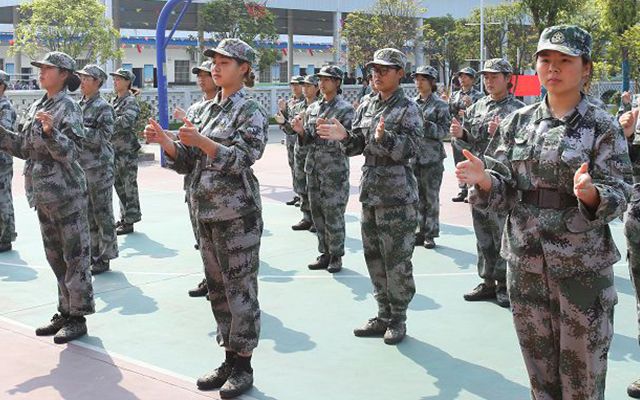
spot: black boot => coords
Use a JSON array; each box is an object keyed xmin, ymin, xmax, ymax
[
  {"xmin": 463, "ymin": 283, "xmax": 497, "ymax": 301},
  {"xmin": 384, "ymin": 320, "xmax": 407, "ymax": 345},
  {"xmin": 188, "ymin": 278, "xmax": 208, "ymax": 297},
  {"xmin": 285, "ymin": 196, "xmax": 300, "ymax": 206},
  {"xmin": 116, "ymin": 223, "xmax": 134, "ymax": 235},
  {"xmin": 327, "ymin": 255, "xmax": 342, "ymax": 273},
  {"xmin": 423, "ymin": 237, "xmax": 436, "ymax": 249},
  {"xmin": 197, "ymin": 351, "xmax": 236, "ymax": 390},
  {"xmin": 452, "ymin": 189, "xmax": 468, "ymax": 202},
  {"xmin": 308, "ymin": 254, "xmax": 330, "ymax": 270},
  {"xmin": 628, "ymin": 378, "xmax": 640, "ymax": 398},
  {"xmin": 35, "ymin": 313, "xmax": 67, "ymax": 336},
  {"xmin": 220, "ymin": 356, "xmax": 254, "ymax": 398},
  {"xmin": 414, "ymin": 232, "xmax": 425, "ymax": 246},
  {"xmin": 353, "ymin": 317, "xmax": 388, "ymax": 337},
  {"xmin": 91, "ymin": 259, "xmax": 110, "ymax": 275},
  {"xmin": 54, "ymin": 316, "xmax": 87, "ymax": 344},
  {"xmin": 291, "ymin": 219, "xmax": 312, "ymax": 231}
]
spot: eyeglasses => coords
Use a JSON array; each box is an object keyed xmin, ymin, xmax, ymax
[{"xmin": 369, "ymin": 66, "xmax": 399, "ymax": 76}]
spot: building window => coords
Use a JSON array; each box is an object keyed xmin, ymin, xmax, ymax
[
  {"xmin": 144, "ymin": 64, "xmax": 154, "ymax": 86},
  {"xmin": 122, "ymin": 63, "xmax": 133, "ymax": 71},
  {"xmin": 259, "ymin": 67, "xmax": 271, "ymax": 83},
  {"xmin": 174, "ymin": 60, "xmax": 190, "ymax": 84},
  {"xmin": 279, "ymin": 62, "xmax": 288, "ymax": 82}
]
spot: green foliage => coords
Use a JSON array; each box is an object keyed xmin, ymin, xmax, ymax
[
  {"xmin": 520, "ymin": 0, "xmax": 580, "ymax": 33},
  {"xmin": 10, "ymin": 0, "xmax": 122, "ymax": 63}
]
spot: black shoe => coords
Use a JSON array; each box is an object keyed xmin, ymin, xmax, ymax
[
  {"xmin": 197, "ymin": 359, "xmax": 235, "ymax": 390},
  {"xmin": 188, "ymin": 278, "xmax": 208, "ymax": 297},
  {"xmin": 384, "ymin": 320, "xmax": 407, "ymax": 345},
  {"xmin": 452, "ymin": 190, "xmax": 468, "ymax": 202},
  {"xmin": 291, "ymin": 219, "xmax": 312, "ymax": 231},
  {"xmin": 285, "ymin": 196, "xmax": 300, "ymax": 206},
  {"xmin": 35, "ymin": 313, "xmax": 67, "ymax": 336},
  {"xmin": 54, "ymin": 316, "xmax": 87, "ymax": 344},
  {"xmin": 116, "ymin": 223, "xmax": 134, "ymax": 235},
  {"xmin": 353, "ymin": 317, "xmax": 388, "ymax": 337},
  {"xmin": 308, "ymin": 224, "xmax": 317, "ymax": 233},
  {"xmin": 194, "ymin": 243, "xmax": 199, "ymax": 250},
  {"xmin": 628, "ymin": 378, "xmax": 640, "ymax": 398},
  {"xmin": 414, "ymin": 232, "xmax": 425, "ymax": 246},
  {"xmin": 463, "ymin": 283, "xmax": 497, "ymax": 301},
  {"xmin": 115, "ymin": 220, "xmax": 123, "ymax": 228},
  {"xmin": 327, "ymin": 256, "xmax": 342, "ymax": 273},
  {"xmin": 424, "ymin": 238, "xmax": 436, "ymax": 249},
  {"xmin": 308, "ymin": 254, "xmax": 330, "ymax": 270},
  {"xmin": 219, "ymin": 366, "xmax": 254, "ymax": 398},
  {"xmin": 495, "ymin": 285, "xmax": 510, "ymax": 308},
  {"xmin": 91, "ymin": 259, "xmax": 110, "ymax": 275}
]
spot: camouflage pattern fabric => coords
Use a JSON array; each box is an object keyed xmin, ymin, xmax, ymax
[
  {"xmin": 587, "ymin": 94, "xmax": 608, "ymax": 111},
  {"xmin": 480, "ymin": 58, "xmax": 513, "ymax": 74},
  {"xmin": 414, "ymin": 93, "xmax": 451, "ymax": 238},
  {"xmin": 0, "ymin": 90, "xmax": 93, "ymax": 317},
  {"xmin": 469, "ymin": 94, "xmax": 631, "ymax": 399},
  {"xmin": 366, "ymin": 48, "xmax": 407, "ymax": 70},
  {"xmin": 79, "ymin": 92, "xmax": 118, "ymax": 262},
  {"xmin": 110, "ymin": 68, "xmax": 135, "ymax": 82},
  {"xmin": 0, "ymin": 95, "xmax": 16, "ymax": 245},
  {"xmin": 626, "ymin": 184, "xmax": 640, "ymax": 344},
  {"xmin": 204, "ymin": 38, "xmax": 256, "ymax": 64},
  {"xmin": 535, "ymin": 24, "xmax": 592, "ymax": 57},
  {"xmin": 315, "ymin": 65, "xmax": 344, "ymax": 80},
  {"xmin": 289, "ymin": 98, "xmax": 317, "ymax": 221},
  {"xmin": 111, "ymin": 92, "xmax": 142, "ymax": 224},
  {"xmin": 302, "ymin": 95, "xmax": 355, "ymax": 256},
  {"xmin": 448, "ymin": 87, "xmax": 483, "ymax": 185},
  {"xmin": 281, "ymin": 94, "xmax": 305, "ymax": 195},
  {"xmin": 411, "ymin": 66, "xmax": 438, "ymax": 80}
]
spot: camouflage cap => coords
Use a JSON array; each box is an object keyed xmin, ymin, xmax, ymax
[
  {"xmin": 535, "ymin": 25, "xmax": 592, "ymax": 58},
  {"xmin": 203, "ymin": 38, "xmax": 256, "ymax": 64},
  {"xmin": 110, "ymin": 68, "xmax": 135, "ymax": 81},
  {"xmin": 289, "ymin": 75, "xmax": 304, "ymax": 84},
  {"xmin": 457, "ymin": 67, "xmax": 477, "ymax": 78},
  {"xmin": 315, "ymin": 65, "xmax": 344, "ymax": 80},
  {"xmin": 480, "ymin": 58, "xmax": 513, "ymax": 74},
  {"xmin": 0, "ymin": 70, "xmax": 9, "ymax": 86},
  {"xmin": 31, "ymin": 51, "xmax": 76, "ymax": 71},
  {"xmin": 366, "ymin": 48, "xmax": 407, "ymax": 70},
  {"xmin": 412, "ymin": 65, "xmax": 438, "ymax": 80},
  {"xmin": 76, "ymin": 64, "xmax": 108, "ymax": 83},
  {"xmin": 302, "ymin": 75, "xmax": 319, "ymax": 85},
  {"xmin": 191, "ymin": 60, "xmax": 213, "ymax": 75}
]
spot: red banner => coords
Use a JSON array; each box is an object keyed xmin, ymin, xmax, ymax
[{"xmin": 510, "ymin": 75, "xmax": 541, "ymax": 97}]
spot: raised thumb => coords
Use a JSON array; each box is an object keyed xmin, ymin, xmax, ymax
[
  {"xmin": 462, "ymin": 149, "xmax": 478, "ymax": 163},
  {"xmin": 182, "ymin": 117, "xmax": 195, "ymax": 127}
]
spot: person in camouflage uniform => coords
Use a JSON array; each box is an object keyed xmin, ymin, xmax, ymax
[
  {"xmin": 412, "ymin": 65, "xmax": 451, "ymax": 249},
  {"xmin": 451, "ymin": 58, "xmax": 525, "ymax": 308},
  {"xmin": 449, "ymin": 67, "xmax": 483, "ymax": 203},
  {"xmin": 276, "ymin": 76, "xmax": 305, "ymax": 207},
  {"xmin": 316, "ymin": 48, "xmax": 423, "ymax": 345},
  {"xmin": 283, "ymin": 75, "xmax": 320, "ymax": 232},
  {"xmin": 291, "ymin": 66, "xmax": 355, "ymax": 273},
  {"xmin": 0, "ymin": 70, "xmax": 17, "ymax": 252},
  {"xmin": 456, "ymin": 26, "xmax": 631, "ymax": 399},
  {"xmin": 76, "ymin": 65, "xmax": 118, "ymax": 275},
  {"xmin": 0, "ymin": 52, "xmax": 94, "ymax": 344},
  {"xmin": 144, "ymin": 39, "xmax": 266, "ymax": 399},
  {"xmin": 110, "ymin": 68, "xmax": 141, "ymax": 235}
]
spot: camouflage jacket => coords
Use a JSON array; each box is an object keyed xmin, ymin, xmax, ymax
[
  {"xmin": 586, "ymin": 94, "xmax": 607, "ymax": 111},
  {"xmin": 79, "ymin": 92, "xmax": 115, "ymax": 172},
  {"xmin": 0, "ymin": 90, "xmax": 86, "ymax": 211},
  {"xmin": 414, "ymin": 93, "xmax": 451, "ymax": 164},
  {"xmin": 302, "ymin": 95, "xmax": 355, "ymax": 175},
  {"xmin": 165, "ymin": 88, "xmax": 268, "ymax": 222},
  {"xmin": 281, "ymin": 95, "xmax": 304, "ymax": 146},
  {"xmin": 454, "ymin": 94, "xmax": 525, "ymax": 158},
  {"xmin": 0, "ymin": 95, "xmax": 16, "ymax": 168},
  {"xmin": 182, "ymin": 96, "xmax": 215, "ymax": 191},
  {"xmin": 470, "ymin": 95, "xmax": 631, "ymax": 278},
  {"xmin": 111, "ymin": 92, "xmax": 141, "ymax": 154},
  {"xmin": 448, "ymin": 87, "xmax": 483, "ymax": 119},
  {"xmin": 343, "ymin": 87, "xmax": 423, "ymax": 206}
]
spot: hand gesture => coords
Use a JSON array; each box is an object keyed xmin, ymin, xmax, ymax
[
  {"xmin": 374, "ymin": 117, "xmax": 385, "ymax": 142},
  {"xmin": 455, "ymin": 149, "xmax": 491, "ymax": 190},
  {"xmin": 622, "ymin": 91, "xmax": 632, "ymax": 105},
  {"xmin": 172, "ymin": 106, "xmax": 186, "ymax": 120},
  {"xmin": 450, "ymin": 118, "xmax": 463, "ymax": 139},
  {"xmin": 178, "ymin": 117, "xmax": 203, "ymax": 147},
  {"xmin": 274, "ymin": 112, "xmax": 285, "ymax": 125},
  {"xmin": 463, "ymin": 95, "xmax": 472, "ymax": 107},
  {"xmin": 144, "ymin": 118, "xmax": 171, "ymax": 144},
  {"xmin": 291, "ymin": 114, "xmax": 304, "ymax": 134},
  {"xmin": 457, "ymin": 109, "xmax": 465, "ymax": 119},
  {"xmin": 317, "ymin": 117, "xmax": 347, "ymax": 141},
  {"xmin": 574, "ymin": 162, "xmax": 598, "ymax": 207},
  {"xmin": 278, "ymin": 98, "xmax": 287, "ymax": 112},
  {"xmin": 619, "ymin": 109, "xmax": 639, "ymax": 138},
  {"xmin": 487, "ymin": 115, "xmax": 501, "ymax": 137},
  {"xmin": 35, "ymin": 111, "xmax": 54, "ymax": 135}
]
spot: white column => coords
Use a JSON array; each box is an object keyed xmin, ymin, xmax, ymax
[
  {"xmin": 333, "ymin": 11, "xmax": 341, "ymax": 66},
  {"xmin": 12, "ymin": 7, "xmax": 22, "ymax": 81},
  {"xmin": 414, "ymin": 17, "xmax": 424, "ymax": 68}
]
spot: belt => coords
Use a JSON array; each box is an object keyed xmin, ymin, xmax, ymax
[
  {"xmin": 364, "ymin": 155, "xmax": 402, "ymax": 167},
  {"xmin": 519, "ymin": 189, "xmax": 578, "ymax": 209}
]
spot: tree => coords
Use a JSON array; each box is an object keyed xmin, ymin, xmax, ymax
[
  {"xmin": 9, "ymin": 0, "xmax": 122, "ymax": 63},
  {"xmin": 342, "ymin": 0, "xmax": 425, "ymax": 72},
  {"xmin": 520, "ymin": 0, "xmax": 580, "ymax": 34},
  {"xmin": 199, "ymin": 0, "xmax": 279, "ymax": 72}
]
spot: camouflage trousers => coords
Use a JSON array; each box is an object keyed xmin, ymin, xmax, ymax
[
  {"xmin": 287, "ymin": 141, "xmax": 295, "ymax": 193},
  {"xmin": 199, "ymin": 212, "xmax": 262, "ymax": 354},
  {"xmin": 307, "ymin": 167, "xmax": 349, "ymax": 257},
  {"xmin": 37, "ymin": 196, "xmax": 95, "ymax": 316},
  {"xmin": 625, "ymin": 184, "xmax": 640, "ymax": 341},
  {"xmin": 472, "ymin": 206, "xmax": 507, "ymax": 284},
  {"xmin": 114, "ymin": 152, "xmax": 141, "ymax": 224},
  {"xmin": 508, "ymin": 263, "xmax": 616, "ymax": 400},
  {"xmin": 415, "ymin": 162, "xmax": 444, "ymax": 238},
  {"xmin": 0, "ymin": 167, "xmax": 16, "ymax": 245},
  {"xmin": 362, "ymin": 203, "xmax": 417, "ymax": 322},
  {"xmin": 86, "ymin": 168, "xmax": 118, "ymax": 262},
  {"xmin": 293, "ymin": 143, "xmax": 311, "ymax": 221},
  {"xmin": 451, "ymin": 142, "xmax": 466, "ymax": 190}
]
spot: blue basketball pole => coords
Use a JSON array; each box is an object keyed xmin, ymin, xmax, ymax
[{"xmin": 156, "ymin": 0, "xmax": 192, "ymax": 165}]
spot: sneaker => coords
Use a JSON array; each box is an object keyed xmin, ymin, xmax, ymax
[
  {"xmin": 327, "ymin": 256, "xmax": 342, "ymax": 273},
  {"xmin": 452, "ymin": 190, "xmax": 468, "ymax": 203},
  {"xmin": 495, "ymin": 285, "xmax": 510, "ymax": 308},
  {"xmin": 188, "ymin": 278, "xmax": 208, "ymax": 297},
  {"xmin": 384, "ymin": 321, "xmax": 407, "ymax": 345},
  {"xmin": 219, "ymin": 366, "xmax": 254, "ymax": 399},
  {"xmin": 35, "ymin": 313, "xmax": 67, "ymax": 336},
  {"xmin": 353, "ymin": 317, "xmax": 388, "ymax": 337},
  {"xmin": 197, "ymin": 359, "xmax": 235, "ymax": 391},
  {"xmin": 116, "ymin": 223, "xmax": 134, "ymax": 235},
  {"xmin": 628, "ymin": 378, "xmax": 640, "ymax": 399},
  {"xmin": 291, "ymin": 219, "xmax": 312, "ymax": 231},
  {"xmin": 308, "ymin": 254, "xmax": 330, "ymax": 270},
  {"xmin": 285, "ymin": 196, "xmax": 300, "ymax": 206},
  {"xmin": 423, "ymin": 238, "xmax": 436, "ymax": 249},
  {"xmin": 414, "ymin": 232, "xmax": 425, "ymax": 246},
  {"xmin": 91, "ymin": 259, "xmax": 110, "ymax": 275},
  {"xmin": 463, "ymin": 283, "xmax": 497, "ymax": 301},
  {"xmin": 0, "ymin": 242, "xmax": 11, "ymax": 252},
  {"xmin": 53, "ymin": 316, "xmax": 87, "ymax": 344}
]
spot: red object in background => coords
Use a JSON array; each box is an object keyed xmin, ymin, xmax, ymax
[
  {"xmin": 9, "ymin": 39, "xmax": 14, "ymax": 46},
  {"xmin": 510, "ymin": 75, "xmax": 541, "ymax": 97},
  {"xmin": 136, "ymin": 44, "xmax": 143, "ymax": 54},
  {"xmin": 282, "ymin": 48, "xmax": 287, "ymax": 56}
]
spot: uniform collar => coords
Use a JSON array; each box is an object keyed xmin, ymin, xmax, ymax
[
  {"xmin": 319, "ymin": 94, "xmax": 340, "ymax": 108},
  {"xmin": 535, "ymin": 94, "xmax": 589, "ymax": 126},
  {"xmin": 486, "ymin": 93, "xmax": 513, "ymax": 106},
  {"xmin": 373, "ymin": 87, "xmax": 404, "ymax": 107},
  {"xmin": 38, "ymin": 89, "xmax": 67, "ymax": 109},
  {"xmin": 212, "ymin": 88, "xmax": 247, "ymax": 112},
  {"xmin": 80, "ymin": 92, "xmax": 101, "ymax": 106}
]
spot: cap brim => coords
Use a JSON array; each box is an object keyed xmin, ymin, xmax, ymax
[
  {"xmin": 480, "ymin": 68, "xmax": 503, "ymax": 74},
  {"xmin": 412, "ymin": 72, "xmax": 436, "ymax": 79},
  {"xmin": 192, "ymin": 67, "xmax": 211, "ymax": 74},
  {"xmin": 365, "ymin": 60, "xmax": 402, "ymax": 69},
  {"xmin": 315, "ymin": 72, "xmax": 339, "ymax": 78},
  {"xmin": 109, "ymin": 72, "xmax": 130, "ymax": 80},
  {"xmin": 31, "ymin": 60, "xmax": 57, "ymax": 69},
  {"xmin": 204, "ymin": 47, "xmax": 248, "ymax": 63},
  {"xmin": 535, "ymin": 45, "xmax": 582, "ymax": 57}
]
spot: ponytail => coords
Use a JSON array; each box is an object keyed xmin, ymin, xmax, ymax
[{"xmin": 243, "ymin": 65, "xmax": 255, "ymax": 88}]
